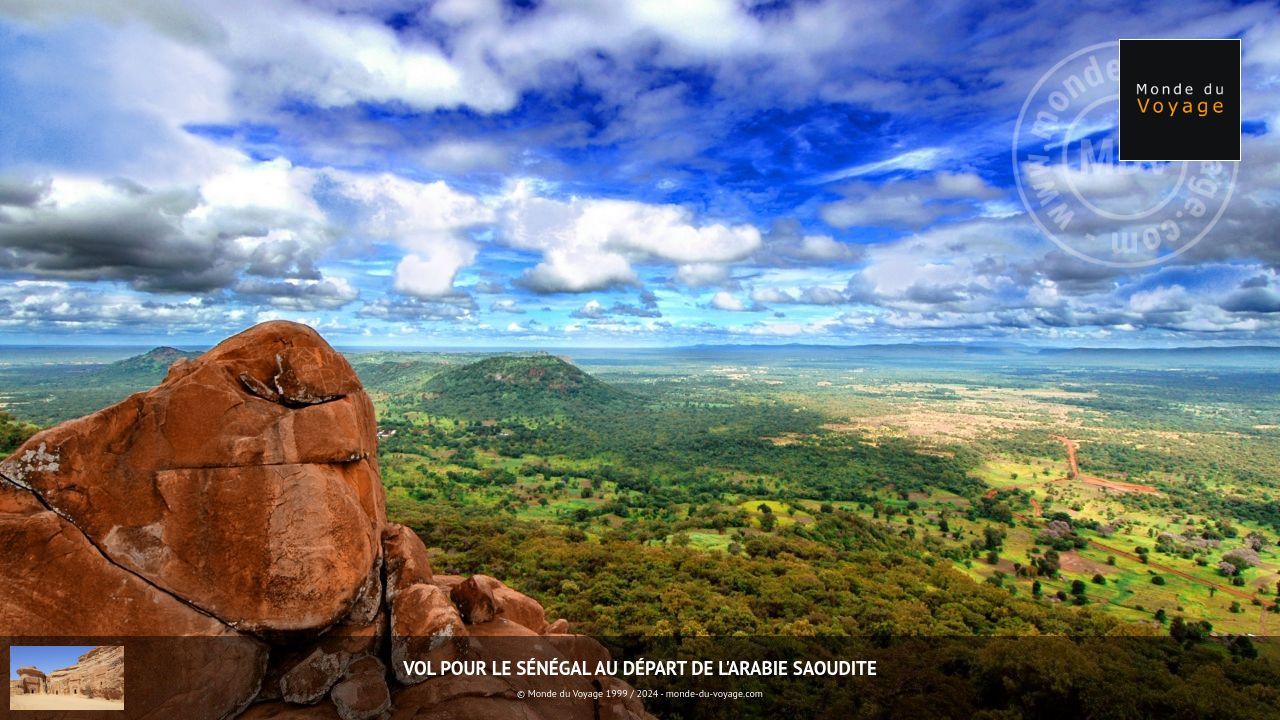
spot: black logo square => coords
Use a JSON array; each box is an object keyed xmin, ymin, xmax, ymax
[{"xmin": 1119, "ymin": 39, "xmax": 1240, "ymax": 161}]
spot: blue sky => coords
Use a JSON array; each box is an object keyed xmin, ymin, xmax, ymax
[
  {"xmin": 0, "ymin": 1, "xmax": 1278, "ymax": 347},
  {"xmin": 10, "ymin": 645, "xmax": 99, "ymax": 679}
]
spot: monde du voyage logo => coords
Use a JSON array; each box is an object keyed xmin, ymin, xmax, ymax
[{"xmin": 1013, "ymin": 39, "xmax": 1241, "ymax": 268}]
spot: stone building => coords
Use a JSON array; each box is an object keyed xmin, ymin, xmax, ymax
[
  {"xmin": 14, "ymin": 666, "xmax": 47, "ymax": 694},
  {"xmin": 47, "ymin": 646, "xmax": 125, "ymax": 700}
]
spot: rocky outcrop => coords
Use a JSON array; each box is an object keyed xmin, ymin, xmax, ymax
[
  {"xmin": 0, "ymin": 322, "xmax": 382, "ymax": 636},
  {"xmin": 0, "ymin": 321, "xmax": 651, "ymax": 720},
  {"xmin": 47, "ymin": 646, "xmax": 125, "ymax": 700},
  {"xmin": 15, "ymin": 667, "xmax": 47, "ymax": 694}
]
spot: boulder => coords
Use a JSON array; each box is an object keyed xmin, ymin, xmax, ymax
[
  {"xmin": 0, "ymin": 321, "xmax": 384, "ymax": 636},
  {"xmin": 279, "ymin": 647, "xmax": 350, "ymax": 705},
  {"xmin": 383, "ymin": 523, "xmax": 433, "ymax": 597},
  {"xmin": 331, "ymin": 655, "xmax": 392, "ymax": 720},
  {"xmin": 451, "ymin": 575, "xmax": 549, "ymax": 633},
  {"xmin": 390, "ymin": 584, "xmax": 467, "ymax": 685}
]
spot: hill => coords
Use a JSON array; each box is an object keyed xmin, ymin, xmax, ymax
[
  {"xmin": 421, "ymin": 354, "xmax": 631, "ymax": 419},
  {"xmin": 89, "ymin": 346, "xmax": 200, "ymax": 385}
]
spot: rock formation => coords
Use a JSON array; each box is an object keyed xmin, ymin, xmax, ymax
[
  {"xmin": 0, "ymin": 321, "xmax": 653, "ymax": 720},
  {"xmin": 47, "ymin": 645, "xmax": 126, "ymax": 700},
  {"xmin": 14, "ymin": 667, "xmax": 47, "ymax": 694}
]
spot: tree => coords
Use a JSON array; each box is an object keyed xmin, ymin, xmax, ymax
[
  {"xmin": 1091, "ymin": 573, "xmax": 1106, "ymax": 585},
  {"xmin": 1151, "ymin": 575, "xmax": 1166, "ymax": 586},
  {"xmin": 1228, "ymin": 635, "xmax": 1258, "ymax": 659},
  {"xmin": 759, "ymin": 513, "xmax": 777, "ymax": 532}
]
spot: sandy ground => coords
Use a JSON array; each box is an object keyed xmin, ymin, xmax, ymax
[{"xmin": 9, "ymin": 693, "xmax": 125, "ymax": 710}]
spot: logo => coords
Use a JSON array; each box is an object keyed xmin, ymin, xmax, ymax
[
  {"xmin": 1119, "ymin": 39, "xmax": 1241, "ymax": 161},
  {"xmin": 1012, "ymin": 42, "xmax": 1237, "ymax": 268}
]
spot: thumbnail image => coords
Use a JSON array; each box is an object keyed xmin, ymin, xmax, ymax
[{"xmin": 9, "ymin": 646, "xmax": 124, "ymax": 711}]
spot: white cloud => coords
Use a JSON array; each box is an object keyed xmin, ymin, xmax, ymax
[
  {"xmin": 332, "ymin": 171, "xmax": 493, "ymax": 298},
  {"xmin": 488, "ymin": 298, "xmax": 523, "ymax": 313},
  {"xmin": 749, "ymin": 287, "xmax": 795, "ymax": 304},
  {"xmin": 0, "ymin": 279, "xmax": 237, "ymax": 332},
  {"xmin": 675, "ymin": 262, "xmax": 732, "ymax": 287},
  {"xmin": 1128, "ymin": 285, "xmax": 1193, "ymax": 314},
  {"xmin": 0, "ymin": 158, "xmax": 337, "ymax": 294},
  {"xmin": 710, "ymin": 291, "xmax": 746, "ymax": 311},
  {"xmin": 392, "ymin": 244, "xmax": 476, "ymax": 299},
  {"xmin": 419, "ymin": 140, "xmax": 510, "ymax": 173},
  {"xmin": 821, "ymin": 172, "xmax": 1003, "ymax": 229},
  {"xmin": 518, "ymin": 249, "xmax": 639, "ymax": 293},
  {"xmin": 571, "ymin": 299, "xmax": 606, "ymax": 319},
  {"xmin": 814, "ymin": 147, "xmax": 946, "ymax": 184},
  {"xmin": 501, "ymin": 181, "xmax": 760, "ymax": 293}
]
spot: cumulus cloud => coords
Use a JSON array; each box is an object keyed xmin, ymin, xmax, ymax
[
  {"xmin": 0, "ymin": 279, "xmax": 239, "ymax": 332},
  {"xmin": 357, "ymin": 294, "xmax": 476, "ymax": 322},
  {"xmin": 674, "ymin": 262, "xmax": 733, "ymax": 288},
  {"xmin": 393, "ymin": 244, "xmax": 477, "ymax": 299},
  {"xmin": 750, "ymin": 284, "xmax": 846, "ymax": 306},
  {"xmin": 419, "ymin": 140, "xmax": 510, "ymax": 173},
  {"xmin": 0, "ymin": 160, "xmax": 338, "ymax": 297},
  {"xmin": 332, "ymin": 171, "xmax": 493, "ymax": 298},
  {"xmin": 502, "ymin": 181, "xmax": 760, "ymax": 293},
  {"xmin": 753, "ymin": 220, "xmax": 862, "ymax": 267},
  {"xmin": 749, "ymin": 287, "xmax": 795, "ymax": 305},
  {"xmin": 710, "ymin": 291, "xmax": 759, "ymax": 312},
  {"xmin": 570, "ymin": 291, "xmax": 661, "ymax": 320},
  {"xmin": 232, "ymin": 276, "xmax": 357, "ymax": 310},
  {"xmin": 488, "ymin": 298, "xmax": 524, "ymax": 313},
  {"xmin": 820, "ymin": 172, "xmax": 1003, "ymax": 230}
]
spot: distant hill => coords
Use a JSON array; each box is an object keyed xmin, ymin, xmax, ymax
[
  {"xmin": 421, "ymin": 354, "xmax": 630, "ymax": 419},
  {"xmin": 89, "ymin": 346, "xmax": 200, "ymax": 385}
]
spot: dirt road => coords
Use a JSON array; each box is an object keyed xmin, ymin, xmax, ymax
[{"xmin": 1053, "ymin": 435, "xmax": 1158, "ymax": 494}]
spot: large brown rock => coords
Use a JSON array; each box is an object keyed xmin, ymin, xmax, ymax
[
  {"xmin": 451, "ymin": 574, "xmax": 549, "ymax": 634},
  {"xmin": 331, "ymin": 655, "xmax": 392, "ymax": 720},
  {"xmin": 279, "ymin": 646, "xmax": 350, "ymax": 705},
  {"xmin": 390, "ymin": 583, "xmax": 467, "ymax": 685},
  {"xmin": 0, "ymin": 321, "xmax": 384, "ymax": 636},
  {"xmin": 383, "ymin": 523, "xmax": 433, "ymax": 597}
]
